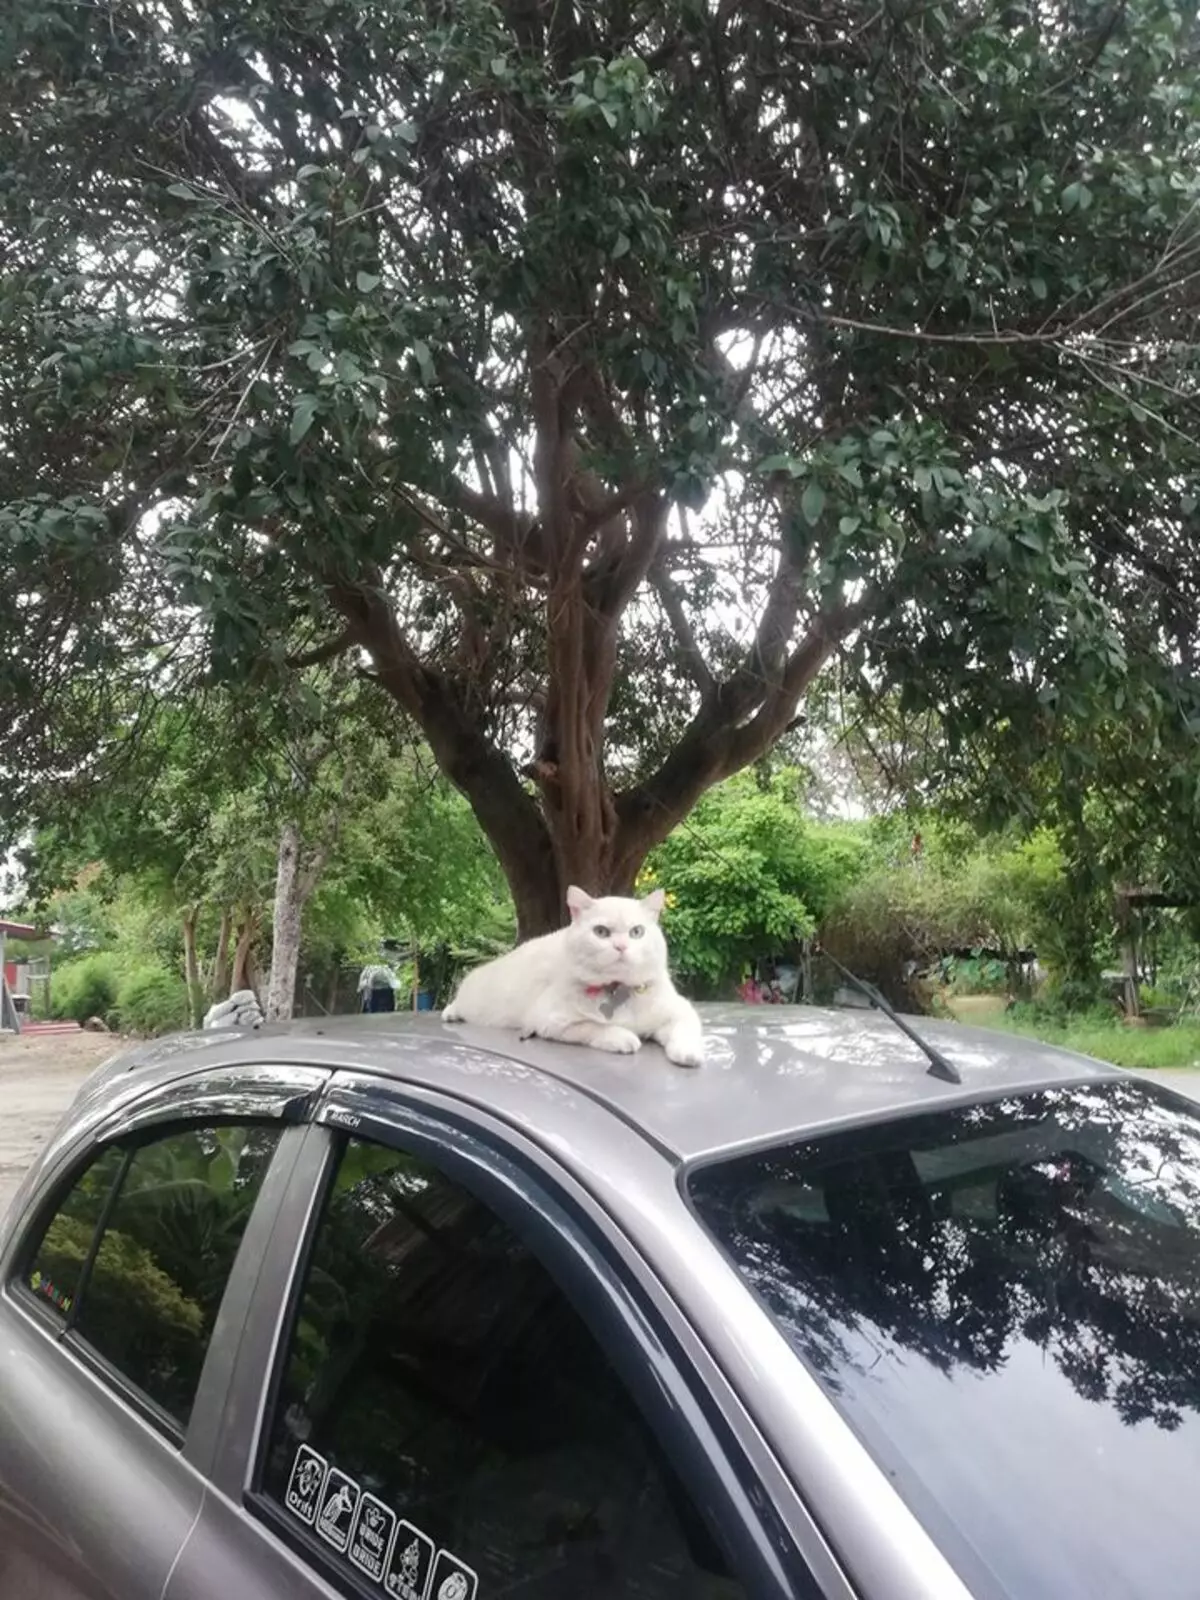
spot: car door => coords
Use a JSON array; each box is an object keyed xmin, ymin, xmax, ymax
[
  {"xmin": 163, "ymin": 1073, "xmax": 838, "ymax": 1600},
  {"xmin": 0, "ymin": 1063, "xmax": 328, "ymax": 1600}
]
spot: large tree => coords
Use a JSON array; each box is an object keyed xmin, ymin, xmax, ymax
[{"xmin": 2, "ymin": 0, "xmax": 1199, "ymax": 936}]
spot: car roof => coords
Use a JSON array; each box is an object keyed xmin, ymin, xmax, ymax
[{"xmin": 91, "ymin": 1002, "xmax": 1119, "ymax": 1163}]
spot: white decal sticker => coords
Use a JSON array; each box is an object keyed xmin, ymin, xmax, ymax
[
  {"xmin": 384, "ymin": 1519, "xmax": 435, "ymax": 1600},
  {"xmin": 430, "ymin": 1548, "xmax": 478, "ymax": 1600},
  {"xmin": 349, "ymin": 1492, "xmax": 397, "ymax": 1583},
  {"xmin": 315, "ymin": 1468, "xmax": 361, "ymax": 1553},
  {"xmin": 285, "ymin": 1445, "xmax": 328, "ymax": 1525}
]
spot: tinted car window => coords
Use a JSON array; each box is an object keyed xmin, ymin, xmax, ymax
[
  {"xmin": 26, "ymin": 1142, "xmax": 126, "ymax": 1319},
  {"xmin": 24, "ymin": 1123, "xmax": 281, "ymax": 1428},
  {"xmin": 262, "ymin": 1137, "xmax": 745, "ymax": 1599},
  {"xmin": 688, "ymin": 1078, "xmax": 1200, "ymax": 1600}
]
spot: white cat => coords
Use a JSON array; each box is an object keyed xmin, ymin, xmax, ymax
[{"xmin": 443, "ymin": 886, "xmax": 705, "ymax": 1068}]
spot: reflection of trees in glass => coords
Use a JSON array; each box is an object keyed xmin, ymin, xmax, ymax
[
  {"xmin": 695, "ymin": 1082, "xmax": 1200, "ymax": 1430},
  {"xmin": 28, "ymin": 1123, "xmax": 280, "ymax": 1422},
  {"xmin": 273, "ymin": 1140, "xmax": 542, "ymax": 1496},
  {"xmin": 111, "ymin": 1125, "xmax": 275, "ymax": 1311},
  {"xmin": 40, "ymin": 1211, "xmax": 204, "ymax": 1340}
]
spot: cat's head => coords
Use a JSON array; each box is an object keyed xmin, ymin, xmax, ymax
[{"xmin": 564, "ymin": 886, "xmax": 669, "ymax": 986}]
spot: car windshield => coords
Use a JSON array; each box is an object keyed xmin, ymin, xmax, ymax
[{"xmin": 686, "ymin": 1078, "xmax": 1200, "ymax": 1600}]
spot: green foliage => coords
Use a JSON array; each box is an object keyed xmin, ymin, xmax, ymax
[
  {"xmin": 822, "ymin": 822, "xmax": 1110, "ymax": 991},
  {"xmin": 943, "ymin": 956, "xmax": 1010, "ymax": 996},
  {"xmin": 51, "ymin": 951, "xmax": 121, "ymax": 1024},
  {"xmin": 41, "ymin": 881, "xmax": 113, "ymax": 957},
  {"xmin": 647, "ymin": 772, "xmax": 870, "ymax": 992},
  {"xmin": 50, "ymin": 948, "xmax": 188, "ymax": 1034},
  {"xmin": 336, "ymin": 759, "xmax": 514, "ymax": 949},
  {"xmin": 3, "ymin": 0, "xmax": 1200, "ymax": 925},
  {"xmin": 114, "ymin": 965, "xmax": 189, "ymax": 1036}
]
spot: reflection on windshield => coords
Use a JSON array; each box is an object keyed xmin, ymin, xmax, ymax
[{"xmin": 688, "ymin": 1080, "xmax": 1200, "ymax": 1600}]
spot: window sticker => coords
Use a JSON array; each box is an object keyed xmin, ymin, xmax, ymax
[
  {"xmin": 384, "ymin": 1520, "xmax": 436, "ymax": 1600},
  {"xmin": 315, "ymin": 1468, "xmax": 361, "ymax": 1553},
  {"xmin": 349, "ymin": 1492, "xmax": 397, "ymax": 1584},
  {"xmin": 28, "ymin": 1269, "xmax": 73, "ymax": 1316},
  {"xmin": 285, "ymin": 1446, "xmax": 328, "ymax": 1526},
  {"xmin": 430, "ymin": 1549, "xmax": 478, "ymax": 1600}
]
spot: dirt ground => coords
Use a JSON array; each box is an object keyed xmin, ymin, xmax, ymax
[{"xmin": 0, "ymin": 1031, "xmax": 123, "ymax": 1218}]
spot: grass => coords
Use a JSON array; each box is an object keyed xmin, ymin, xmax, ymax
[{"xmin": 988, "ymin": 1013, "xmax": 1200, "ymax": 1070}]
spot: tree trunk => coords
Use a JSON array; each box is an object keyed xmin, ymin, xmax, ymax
[
  {"xmin": 181, "ymin": 907, "xmax": 203, "ymax": 1028},
  {"xmin": 1116, "ymin": 889, "xmax": 1140, "ymax": 1018},
  {"xmin": 327, "ymin": 480, "xmax": 862, "ymax": 942},
  {"xmin": 265, "ymin": 819, "xmax": 331, "ymax": 1022},
  {"xmin": 212, "ymin": 907, "xmax": 233, "ymax": 1000},
  {"xmin": 231, "ymin": 908, "xmax": 260, "ymax": 999},
  {"xmin": 266, "ymin": 820, "xmax": 306, "ymax": 1022}
]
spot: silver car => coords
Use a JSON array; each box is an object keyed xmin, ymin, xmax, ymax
[{"xmin": 1, "ymin": 1006, "xmax": 1197, "ymax": 1600}]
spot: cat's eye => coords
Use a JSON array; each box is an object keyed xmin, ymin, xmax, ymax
[
  {"xmin": 593, "ymin": 924, "xmax": 610, "ymax": 938},
  {"xmin": 629, "ymin": 925, "xmax": 645, "ymax": 939}
]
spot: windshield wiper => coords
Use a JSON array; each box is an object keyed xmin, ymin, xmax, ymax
[{"xmin": 816, "ymin": 947, "xmax": 963, "ymax": 1085}]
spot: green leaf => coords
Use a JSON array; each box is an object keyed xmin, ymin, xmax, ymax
[
  {"xmin": 758, "ymin": 454, "xmax": 805, "ymax": 477},
  {"xmin": 914, "ymin": 464, "xmax": 933, "ymax": 493},
  {"xmin": 289, "ymin": 396, "xmax": 319, "ymax": 445},
  {"xmin": 801, "ymin": 480, "xmax": 826, "ymax": 527},
  {"xmin": 411, "ymin": 339, "xmax": 434, "ymax": 381},
  {"xmin": 838, "ymin": 514, "xmax": 862, "ymax": 536},
  {"xmin": 356, "ymin": 271, "xmax": 382, "ymax": 293},
  {"xmin": 612, "ymin": 233, "xmax": 631, "ymax": 259}
]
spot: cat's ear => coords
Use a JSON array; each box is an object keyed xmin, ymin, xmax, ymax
[
  {"xmin": 640, "ymin": 888, "xmax": 667, "ymax": 920},
  {"xmin": 566, "ymin": 885, "xmax": 593, "ymax": 921}
]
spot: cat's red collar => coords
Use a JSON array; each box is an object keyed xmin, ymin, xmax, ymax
[{"xmin": 584, "ymin": 981, "xmax": 649, "ymax": 997}]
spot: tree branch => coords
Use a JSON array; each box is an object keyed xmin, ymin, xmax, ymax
[
  {"xmin": 324, "ymin": 568, "xmax": 556, "ymax": 931},
  {"xmin": 285, "ymin": 628, "xmax": 355, "ymax": 670},
  {"xmin": 651, "ymin": 563, "xmax": 716, "ymax": 697},
  {"xmin": 613, "ymin": 593, "xmax": 876, "ymax": 878}
]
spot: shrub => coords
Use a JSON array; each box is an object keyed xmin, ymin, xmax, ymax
[
  {"xmin": 944, "ymin": 954, "xmax": 1011, "ymax": 995},
  {"xmin": 51, "ymin": 953, "xmax": 122, "ymax": 1025},
  {"xmin": 645, "ymin": 772, "xmax": 863, "ymax": 993},
  {"xmin": 115, "ymin": 966, "xmax": 190, "ymax": 1036}
]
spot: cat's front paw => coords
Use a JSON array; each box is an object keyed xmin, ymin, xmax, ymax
[
  {"xmin": 594, "ymin": 1025, "xmax": 642, "ymax": 1054},
  {"xmin": 663, "ymin": 1030, "xmax": 705, "ymax": 1069}
]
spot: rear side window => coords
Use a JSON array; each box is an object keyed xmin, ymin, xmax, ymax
[
  {"xmin": 26, "ymin": 1142, "xmax": 125, "ymax": 1318},
  {"xmin": 22, "ymin": 1123, "xmax": 281, "ymax": 1428}
]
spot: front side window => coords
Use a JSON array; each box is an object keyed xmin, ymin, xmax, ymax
[
  {"xmin": 261, "ymin": 1137, "xmax": 745, "ymax": 1599},
  {"xmin": 23, "ymin": 1122, "xmax": 281, "ymax": 1428},
  {"xmin": 688, "ymin": 1079, "xmax": 1200, "ymax": 1600}
]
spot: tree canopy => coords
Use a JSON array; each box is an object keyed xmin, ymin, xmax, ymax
[{"xmin": 3, "ymin": 0, "xmax": 1199, "ymax": 934}]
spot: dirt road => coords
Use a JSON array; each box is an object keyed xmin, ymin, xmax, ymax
[{"xmin": 0, "ymin": 1032, "xmax": 121, "ymax": 1217}]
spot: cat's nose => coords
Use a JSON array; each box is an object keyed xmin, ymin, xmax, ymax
[{"xmin": 613, "ymin": 941, "xmax": 628, "ymax": 954}]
